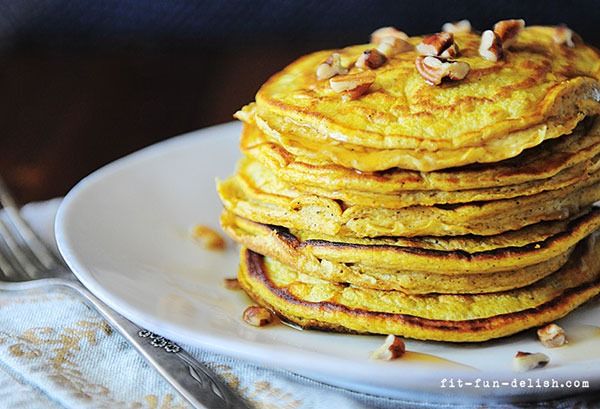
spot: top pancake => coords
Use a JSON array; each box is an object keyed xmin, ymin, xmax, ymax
[
  {"xmin": 241, "ymin": 116, "xmax": 600, "ymax": 192},
  {"xmin": 244, "ymin": 26, "xmax": 600, "ymax": 171}
]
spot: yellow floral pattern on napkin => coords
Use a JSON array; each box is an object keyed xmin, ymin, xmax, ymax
[{"xmin": 0, "ymin": 287, "xmax": 354, "ymax": 409}]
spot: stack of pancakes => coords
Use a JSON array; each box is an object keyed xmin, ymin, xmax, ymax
[{"xmin": 217, "ymin": 26, "xmax": 600, "ymax": 342}]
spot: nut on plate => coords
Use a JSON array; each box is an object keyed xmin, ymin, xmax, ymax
[
  {"xmin": 329, "ymin": 71, "xmax": 376, "ymax": 100},
  {"xmin": 537, "ymin": 323, "xmax": 567, "ymax": 348},
  {"xmin": 512, "ymin": 351, "xmax": 550, "ymax": 372},
  {"xmin": 415, "ymin": 56, "xmax": 470, "ymax": 85},
  {"xmin": 242, "ymin": 306, "xmax": 275, "ymax": 327},
  {"xmin": 223, "ymin": 277, "xmax": 241, "ymax": 290},
  {"xmin": 553, "ymin": 25, "xmax": 576, "ymax": 47},
  {"xmin": 370, "ymin": 26, "xmax": 409, "ymax": 44},
  {"xmin": 370, "ymin": 334, "xmax": 406, "ymax": 360},
  {"xmin": 190, "ymin": 224, "xmax": 226, "ymax": 251},
  {"xmin": 416, "ymin": 32, "xmax": 459, "ymax": 58},
  {"xmin": 356, "ymin": 49, "xmax": 387, "ymax": 69},
  {"xmin": 479, "ymin": 30, "xmax": 504, "ymax": 61},
  {"xmin": 493, "ymin": 19, "xmax": 525, "ymax": 48},
  {"xmin": 316, "ymin": 53, "xmax": 349, "ymax": 80},
  {"xmin": 442, "ymin": 20, "xmax": 472, "ymax": 34}
]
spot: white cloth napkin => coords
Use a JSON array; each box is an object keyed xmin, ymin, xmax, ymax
[{"xmin": 0, "ymin": 199, "xmax": 597, "ymax": 408}]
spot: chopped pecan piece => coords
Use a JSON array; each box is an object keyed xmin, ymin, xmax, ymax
[
  {"xmin": 242, "ymin": 306, "xmax": 275, "ymax": 327},
  {"xmin": 479, "ymin": 30, "xmax": 504, "ymax": 61},
  {"xmin": 370, "ymin": 26, "xmax": 409, "ymax": 44},
  {"xmin": 415, "ymin": 56, "xmax": 470, "ymax": 85},
  {"xmin": 376, "ymin": 36, "xmax": 413, "ymax": 57},
  {"xmin": 223, "ymin": 278, "xmax": 241, "ymax": 290},
  {"xmin": 442, "ymin": 20, "xmax": 472, "ymax": 34},
  {"xmin": 316, "ymin": 53, "xmax": 349, "ymax": 80},
  {"xmin": 512, "ymin": 351, "xmax": 550, "ymax": 372},
  {"xmin": 553, "ymin": 25, "xmax": 576, "ymax": 47},
  {"xmin": 190, "ymin": 224, "xmax": 226, "ymax": 251},
  {"xmin": 356, "ymin": 49, "xmax": 387, "ymax": 69},
  {"xmin": 329, "ymin": 71, "xmax": 376, "ymax": 99},
  {"xmin": 370, "ymin": 335, "xmax": 406, "ymax": 360},
  {"xmin": 416, "ymin": 32, "xmax": 459, "ymax": 58},
  {"xmin": 493, "ymin": 19, "xmax": 525, "ymax": 48},
  {"xmin": 537, "ymin": 323, "xmax": 567, "ymax": 348}
]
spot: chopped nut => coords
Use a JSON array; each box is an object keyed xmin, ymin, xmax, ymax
[
  {"xmin": 553, "ymin": 25, "xmax": 576, "ymax": 47},
  {"xmin": 512, "ymin": 351, "xmax": 550, "ymax": 372},
  {"xmin": 376, "ymin": 36, "xmax": 413, "ymax": 57},
  {"xmin": 442, "ymin": 20, "xmax": 472, "ymax": 34},
  {"xmin": 440, "ymin": 44, "xmax": 459, "ymax": 59},
  {"xmin": 493, "ymin": 19, "xmax": 525, "ymax": 48},
  {"xmin": 415, "ymin": 56, "xmax": 470, "ymax": 85},
  {"xmin": 370, "ymin": 335, "xmax": 406, "ymax": 360},
  {"xmin": 223, "ymin": 278, "xmax": 241, "ymax": 290},
  {"xmin": 416, "ymin": 32, "xmax": 459, "ymax": 58},
  {"xmin": 356, "ymin": 49, "xmax": 387, "ymax": 69},
  {"xmin": 537, "ymin": 323, "xmax": 568, "ymax": 348},
  {"xmin": 370, "ymin": 27, "xmax": 412, "ymax": 57},
  {"xmin": 190, "ymin": 224, "xmax": 226, "ymax": 251},
  {"xmin": 329, "ymin": 71, "xmax": 376, "ymax": 99},
  {"xmin": 370, "ymin": 26, "xmax": 409, "ymax": 44},
  {"xmin": 479, "ymin": 30, "xmax": 504, "ymax": 61},
  {"xmin": 242, "ymin": 306, "xmax": 275, "ymax": 327},
  {"xmin": 316, "ymin": 53, "xmax": 349, "ymax": 80},
  {"xmin": 446, "ymin": 60, "xmax": 470, "ymax": 80}
]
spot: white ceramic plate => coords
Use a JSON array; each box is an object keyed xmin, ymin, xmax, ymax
[{"xmin": 55, "ymin": 122, "xmax": 600, "ymax": 403}]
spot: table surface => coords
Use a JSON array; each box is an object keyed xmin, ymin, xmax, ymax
[{"xmin": 0, "ymin": 44, "xmax": 311, "ymax": 203}]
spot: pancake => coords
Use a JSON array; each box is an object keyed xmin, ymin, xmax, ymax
[
  {"xmin": 249, "ymin": 110, "xmax": 595, "ymax": 172},
  {"xmin": 290, "ymin": 211, "xmax": 587, "ymax": 252},
  {"xmin": 222, "ymin": 206, "xmax": 600, "ymax": 271},
  {"xmin": 222, "ymin": 211, "xmax": 579, "ymax": 294},
  {"xmin": 246, "ymin": 26, "xmax": 600, "ymax": 171},
  {"xmin": 237, "ymin": 152, "xmax": 600, "ymax": 208},
  {"xmin": 217, "ymin": 167, "xmax": 600, "ymax": 237},
  {"xmin": 304, "ymin": 254, "xmax": 570, "ymax": 295},
  {"xmin": 241, "ymin": 116, "xmax": 600, "ymax": 193},
  {"xmin": 238, "ymin": 231, "xmax": 600, "ymax": 341}
]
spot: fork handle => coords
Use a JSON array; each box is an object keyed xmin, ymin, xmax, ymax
[{"xmin": 63, "ymin": 280, "xmax": 250, "ymax": 409}]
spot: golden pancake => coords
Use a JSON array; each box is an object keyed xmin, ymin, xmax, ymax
[
  {"xmin": 249, "ymin": 110, "xmax": 594, "ymax": 172},
  {"xmin": 290, "ymin": 211, "xmax": 587, "ymax": 252},
  {"xmin": 218, "ymin": 167, "xmax": 600, "ymax": 237},
  {"xmin": 238, "ymin": 232, "xmax": 600, "ymax": 341},
  {"xmin": 243, "ymin": 26, "xmax": 600, "ymax": 171},
  {"xmin": 242, "ymin": 116, "xmax": 600, "ymax": 193},
  {"xmin": 222, "ymin": 211, "xmax": 580, "ymax": 294},
  {"xmin": 222, "ymin": 207, "xmax": 600, "ymax": 274},
  {"xmin": 301, "ymin": 254, "xmax": 569, "ymax": 295},
  {"xmin": 237, "ymin": 152, "xmax": 600, "ymax": 208}
]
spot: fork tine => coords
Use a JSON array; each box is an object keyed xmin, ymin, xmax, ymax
[
  {"xmin": 0, "ymin": 217, "xmax": 39, "ymax": 279},
  {"xmin": 0, "ymin": 240, "xmax": 18, "ymax": 280},
  {"xmin": 0, "ymin": 176, "xmax": 59, "ymax": 270}
]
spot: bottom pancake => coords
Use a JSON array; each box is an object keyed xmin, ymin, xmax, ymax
[{"xmin": 238, "ymin": 233, "xmax": 600, "ymax": 342}]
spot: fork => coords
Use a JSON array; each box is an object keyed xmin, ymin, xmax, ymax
[{"xmin": 0, "ymin": 177, "xmax": 251, "ymax": 409}]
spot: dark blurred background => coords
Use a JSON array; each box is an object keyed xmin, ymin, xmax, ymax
[{"xmin": 2, "ymin": 0, "xmax": 599, "ymax": 203}]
